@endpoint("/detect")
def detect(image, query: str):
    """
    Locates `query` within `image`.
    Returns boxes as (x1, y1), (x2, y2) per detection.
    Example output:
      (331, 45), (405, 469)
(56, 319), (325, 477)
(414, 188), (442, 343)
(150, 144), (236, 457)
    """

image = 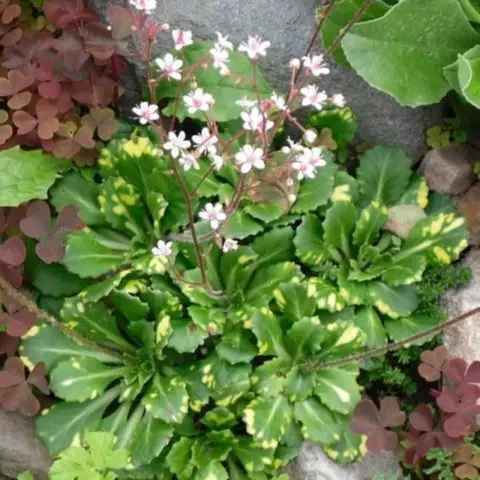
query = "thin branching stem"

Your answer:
(304, 306), (480, 372)
(0, 276), (127, 362)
